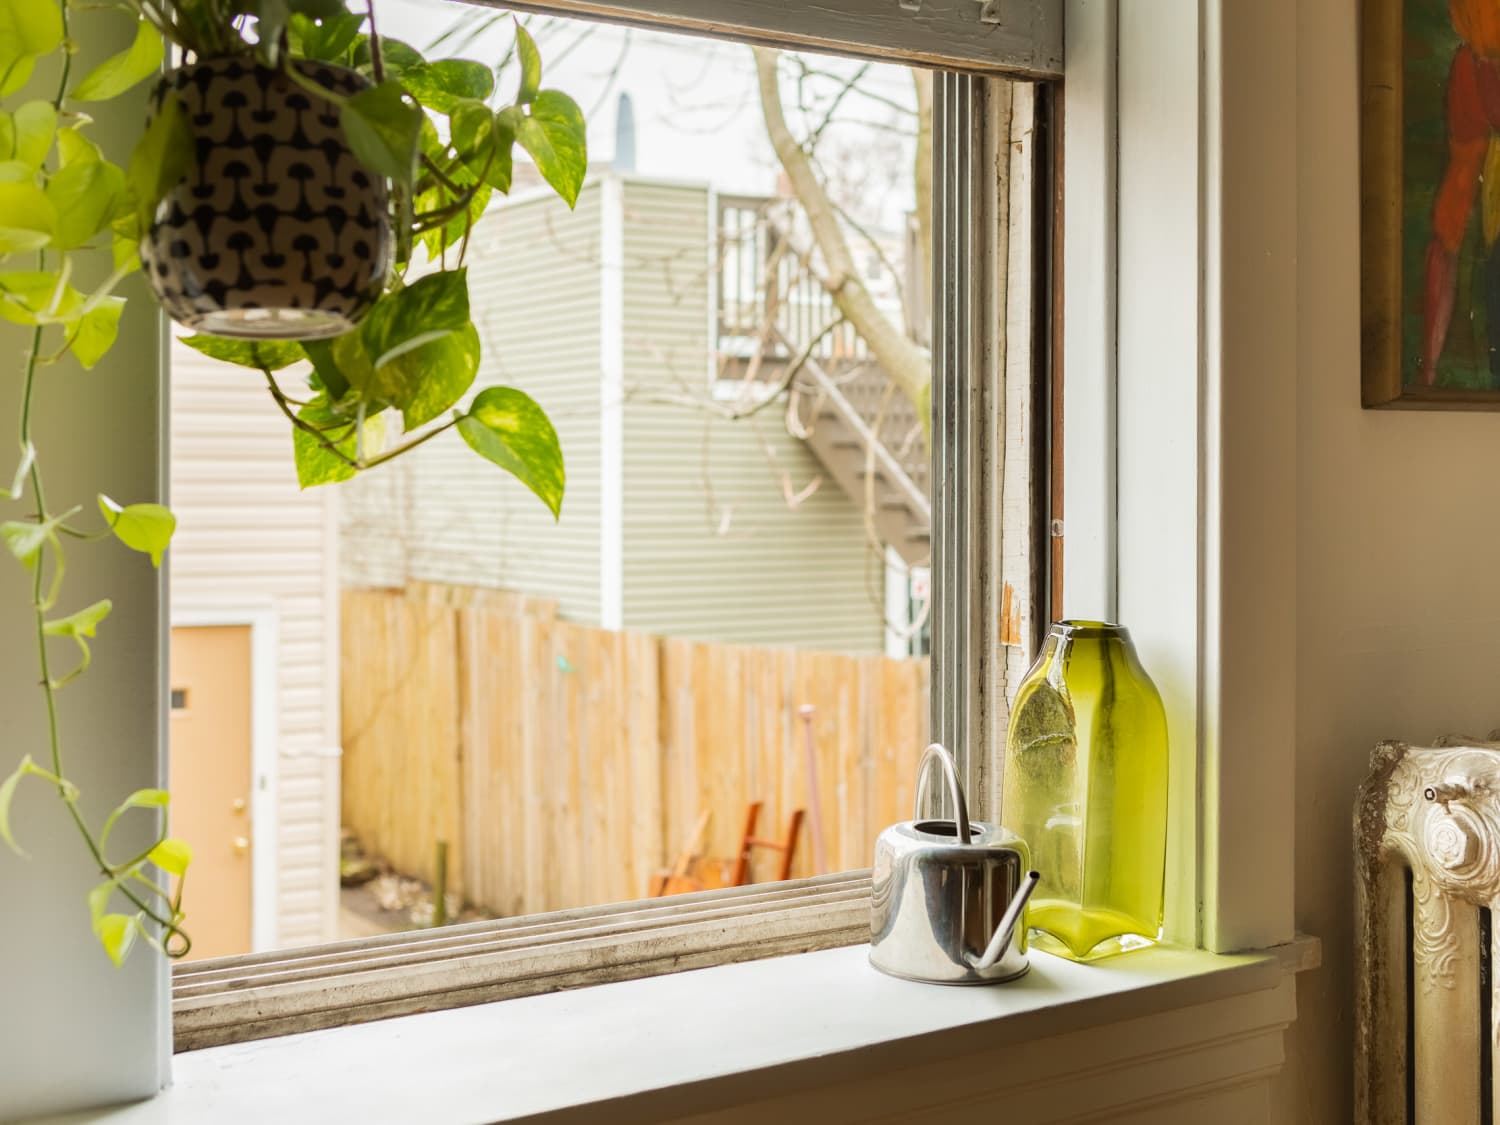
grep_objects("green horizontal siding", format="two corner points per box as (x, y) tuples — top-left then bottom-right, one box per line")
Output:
(341, 184), (603, 623)
(619, 179), (882, 652)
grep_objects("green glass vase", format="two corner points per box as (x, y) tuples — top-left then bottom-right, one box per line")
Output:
(1001, 621), (1168, 961)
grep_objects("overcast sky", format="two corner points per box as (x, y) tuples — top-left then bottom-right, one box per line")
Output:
(374, 0), (919, 232)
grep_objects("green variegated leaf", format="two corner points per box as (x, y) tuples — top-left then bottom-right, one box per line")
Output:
(290, 12), (365, 61)
(47, 158), (126, 249)
(515, 91), (587, 208)
(57, 125), (103, 167)
(0, 1), (63, 96)
(340, 80), (422, 184)
(457, 386), (565, 517)
(287, 0), (348, 17)
(351, 35), (423, 79)
(449, 100), (513, 193)
(148, 837), (192, 877)
(5, 100), (55, 167)
(291, 397), (384, 488)
(254, 0), (291, 65)
(0, 57), (33, 97)
(418, 178), (491, 262)
(402, 59), (493, 114)
(43, 598), (110, 640)
(111, 232), (139, 272)
(300, 332), (361, 401)
(1, 442), (33, 499)
(98, 496), (175, 565)
(394, 321), (479, 431)
(0, 753), (32, 855)
(98, 786), (167, 856)
(96, 912), (137, 966)
(179, 334), (304, 371)
(0, 182), (54, 253)
(0, 757), (78, 857)
(44, 598), (111, 684)
(71, 297), (126, 369)
(514, 20), (541, 105)
(294, 402), (359, 487)
(88, 879), (115, 929)
(360, 269), (469, 372)
(1, 514), (57, 568)
(127, 93), (192, 228)
(0, 269), (67, 325)
(70, 20), (164, 101)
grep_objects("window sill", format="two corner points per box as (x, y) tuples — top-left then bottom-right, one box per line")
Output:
(45, 935), (1318, 1124)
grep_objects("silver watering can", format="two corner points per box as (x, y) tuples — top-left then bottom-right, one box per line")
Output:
(869, 743), (1040, 984)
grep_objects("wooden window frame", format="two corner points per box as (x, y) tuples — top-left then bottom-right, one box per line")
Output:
(181, 0), (1314, 1056)
(171, 0), (1097, 1050)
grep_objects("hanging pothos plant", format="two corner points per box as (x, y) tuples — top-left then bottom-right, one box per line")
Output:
(0, 0), (582, 964)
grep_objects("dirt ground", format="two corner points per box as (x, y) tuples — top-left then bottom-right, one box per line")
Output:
(337, 834), (493, 939)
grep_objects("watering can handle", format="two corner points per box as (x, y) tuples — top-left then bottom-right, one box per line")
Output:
(913, 743), (971, 846)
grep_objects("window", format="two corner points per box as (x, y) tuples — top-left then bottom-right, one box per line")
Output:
(1, 3), (1315, 1118)
(166, 0), (1067, 1049)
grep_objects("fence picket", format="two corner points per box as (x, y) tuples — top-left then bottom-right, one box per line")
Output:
(341, 585), (929, 919)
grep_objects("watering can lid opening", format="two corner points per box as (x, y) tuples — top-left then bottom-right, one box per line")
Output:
(913, 819), (986, 839)
(887, 819), (1018, 849)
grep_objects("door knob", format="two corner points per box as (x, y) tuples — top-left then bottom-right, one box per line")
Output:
(233, 836), (250, 855)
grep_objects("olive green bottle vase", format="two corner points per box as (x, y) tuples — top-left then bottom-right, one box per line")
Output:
(1001, 621), (1168, 961)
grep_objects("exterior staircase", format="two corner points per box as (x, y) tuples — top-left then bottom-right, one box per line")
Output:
(715, 196), (931, 567)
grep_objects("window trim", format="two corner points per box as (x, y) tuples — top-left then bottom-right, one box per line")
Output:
(929, 71), (1015, 820)
(167, 0), (1302, 1056)
(168, 2), (1067, 1050)
(475, 0), (1063, 79)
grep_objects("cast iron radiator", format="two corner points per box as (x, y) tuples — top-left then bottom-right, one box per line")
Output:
(1356, 737), (1500, 1122)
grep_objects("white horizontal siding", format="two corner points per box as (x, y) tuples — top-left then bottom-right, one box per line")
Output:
(169, 345), (338, 950)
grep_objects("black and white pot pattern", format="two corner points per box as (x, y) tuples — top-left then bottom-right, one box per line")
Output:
(141, 58), (392, 339)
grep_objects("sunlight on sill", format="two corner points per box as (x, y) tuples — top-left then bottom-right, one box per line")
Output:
(47, 936), (1318, 1125)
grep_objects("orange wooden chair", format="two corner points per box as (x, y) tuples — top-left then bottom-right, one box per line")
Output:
(649, 802), (804, 896)
(729, 801), (804, 886)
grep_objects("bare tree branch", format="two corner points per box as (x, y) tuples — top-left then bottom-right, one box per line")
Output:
(790, 57), (921, 120)
(752, 46), (931, 414)
(807, 62), (872, 148)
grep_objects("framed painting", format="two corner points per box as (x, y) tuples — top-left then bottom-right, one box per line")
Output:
(1362, 0), (1500, 408)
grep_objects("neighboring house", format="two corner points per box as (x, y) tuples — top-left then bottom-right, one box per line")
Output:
(168, 344), (340, 956)
(342, 171), (930, 652)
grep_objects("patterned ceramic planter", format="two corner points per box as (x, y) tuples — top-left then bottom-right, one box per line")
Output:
(141, 58), (392, 339)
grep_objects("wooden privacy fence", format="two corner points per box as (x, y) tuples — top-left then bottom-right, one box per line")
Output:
(341, 583), (929, 918)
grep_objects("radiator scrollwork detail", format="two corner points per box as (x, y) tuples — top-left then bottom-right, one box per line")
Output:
(1355, 736), (1500, 1121)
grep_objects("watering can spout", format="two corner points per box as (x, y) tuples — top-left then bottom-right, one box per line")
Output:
(968, 870), (1040, 972)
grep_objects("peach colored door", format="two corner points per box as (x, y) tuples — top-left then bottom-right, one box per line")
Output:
(169, 625), (255, 960)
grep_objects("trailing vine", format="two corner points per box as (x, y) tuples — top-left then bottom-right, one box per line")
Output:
(0, 0), (584, 964)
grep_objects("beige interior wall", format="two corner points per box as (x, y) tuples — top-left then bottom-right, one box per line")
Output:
(1277, 0), (1500, 1118)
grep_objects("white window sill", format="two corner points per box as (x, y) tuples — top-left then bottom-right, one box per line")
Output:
(40, 937), (1318, 1125)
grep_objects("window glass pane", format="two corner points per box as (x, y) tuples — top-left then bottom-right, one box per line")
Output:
(165, 2), (1043, 957)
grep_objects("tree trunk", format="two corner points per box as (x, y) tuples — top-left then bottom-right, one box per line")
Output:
(751, 47), (931, 414)
(912, 68), (933, 345)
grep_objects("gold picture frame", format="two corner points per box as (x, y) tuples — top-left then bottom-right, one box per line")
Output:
(1362, 0), (1500, 408)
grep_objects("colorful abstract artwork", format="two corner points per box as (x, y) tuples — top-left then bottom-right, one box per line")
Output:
(1362, 0), (1500, 407)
